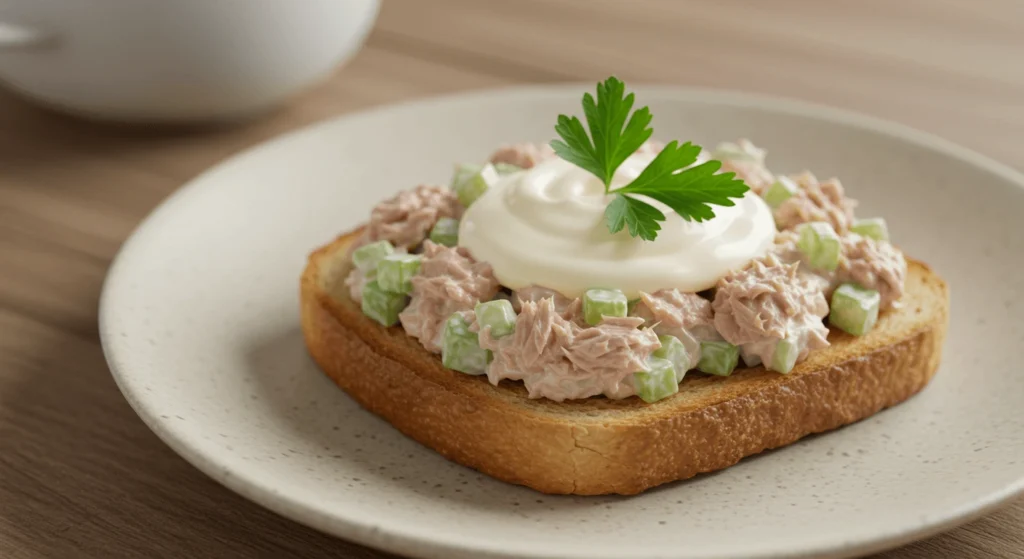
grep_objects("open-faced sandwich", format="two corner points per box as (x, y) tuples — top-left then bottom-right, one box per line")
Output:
(301, 78), (949, 495)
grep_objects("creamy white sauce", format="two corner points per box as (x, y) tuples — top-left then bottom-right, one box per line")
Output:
(459, 153), (776, 297)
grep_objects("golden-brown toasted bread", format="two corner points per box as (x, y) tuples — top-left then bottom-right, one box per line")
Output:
(300, 228), (949, 495)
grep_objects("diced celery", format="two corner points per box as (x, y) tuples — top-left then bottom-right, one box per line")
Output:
(429, 217), (460, 247)
(713, 142), (759, 162)
(451, 163), (480, 189)
(352, 240), (394, 273)
(452, 163), (499, 207)
(769, 338), (799, 374)
(376, 254), (422, 294)
(475, 299), (517, 338)
(361, 280), (408, 327)
(441, 313), (491, 375)
(797, 222), (841, 271)
(582, 288), (628, 326)
(697, 341), (739, 376)
(850, 217), (890, 242)
(829, 283), (880, 336)
(493, 162), (523, 176)
(653, 334), (690, 383)
(762, 176), (798, 208)
(632, 357), (678, 403)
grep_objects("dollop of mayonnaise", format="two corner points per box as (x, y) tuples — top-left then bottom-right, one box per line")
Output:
(459, 153), (776, 298)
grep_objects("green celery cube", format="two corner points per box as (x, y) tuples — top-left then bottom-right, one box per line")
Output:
(829, 283), (880, 336)
(850, 217), (889, 242)
(475, 299), (517, 338)
(653, 334), (691, 382)
(429, 217), (460, 247)
(452, 163), (499, 207)
(493, 162), (523, 176)
(762, 176), (798, 208)
(697, 341), (739, 376)
(352, 240), (394, 273)
(441, 313), (491, 375)
(713, 142), (759, 162)
(633, 357), (678, 403)
(376, 254), (422, 294)
(583, 288), (628, 326)
(361, 280), (408, 327)
(450, 163), (480, 190)
(797, 222), (841, 271)
(769, 338), (799, 374)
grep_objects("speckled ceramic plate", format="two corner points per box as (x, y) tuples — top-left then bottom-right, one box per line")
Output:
(100, 86), (1024, 559)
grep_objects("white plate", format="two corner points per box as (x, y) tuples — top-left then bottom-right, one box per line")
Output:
(100, 86), (1024, 559)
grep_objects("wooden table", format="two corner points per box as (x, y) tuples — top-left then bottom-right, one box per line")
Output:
(3, 1), (1023, 557)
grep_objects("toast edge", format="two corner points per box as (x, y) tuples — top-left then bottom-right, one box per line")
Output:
(300, 231), (950, 495)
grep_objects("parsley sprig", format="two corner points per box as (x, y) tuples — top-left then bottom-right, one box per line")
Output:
(550, 77), (749, 241)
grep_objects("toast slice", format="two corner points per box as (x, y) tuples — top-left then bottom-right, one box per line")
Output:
(300, 228), (949, 495)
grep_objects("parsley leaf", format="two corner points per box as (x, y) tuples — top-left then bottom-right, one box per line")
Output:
(551, 76), (652, 187)
(551, 77), (750, 240)
(605, 194), (666, 241)
(613, 141), (750, 223)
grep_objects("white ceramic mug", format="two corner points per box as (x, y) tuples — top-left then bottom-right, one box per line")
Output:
(0, 0), (380, 122)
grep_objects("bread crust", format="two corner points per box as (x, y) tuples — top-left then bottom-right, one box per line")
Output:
(300, 228), (949, 495)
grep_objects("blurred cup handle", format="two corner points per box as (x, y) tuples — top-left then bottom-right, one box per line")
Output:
(0, 22), (54, 50)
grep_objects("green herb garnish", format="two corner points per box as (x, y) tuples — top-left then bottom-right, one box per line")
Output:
(550, 77), (749, 241)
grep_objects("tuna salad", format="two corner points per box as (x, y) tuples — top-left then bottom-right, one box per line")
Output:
(344, 137), (908, 403)
(341, 77), (906, 404)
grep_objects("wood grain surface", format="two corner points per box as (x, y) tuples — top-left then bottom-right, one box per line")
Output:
(2, 0), (1023, 557)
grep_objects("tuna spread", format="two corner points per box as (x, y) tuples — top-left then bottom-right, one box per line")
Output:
(399, 241), (500, 352)
(712, 254), (830, 369)
(345, 137), (908, 403)
(367, 185), (463, 249)
(773, 172), (857, 233)
(771, 227), (907, 310)
(633, 289), (719, 369)
(477, 298), (659, 401)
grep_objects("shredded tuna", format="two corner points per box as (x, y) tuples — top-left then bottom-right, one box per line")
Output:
(366, 185), (463, 249)
(488, 143), (555, 169)
(837, 235), (907, 310)
(562, 316), (654, 379)
(512, 285), (584, 324)
(713, 254), (827, 343)
(634, 289), (714, 333)
(480, 298), (577, 394)
(773, 172), (857, 233)
(712, 254), (830, 368)
(632, 289), (718, 365)
(481, 298), (659, 401)
(399, 241), (499, 352)
(513, 285), (572, 312)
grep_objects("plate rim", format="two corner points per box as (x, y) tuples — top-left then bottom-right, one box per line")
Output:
(100, 82), (1024, 559)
